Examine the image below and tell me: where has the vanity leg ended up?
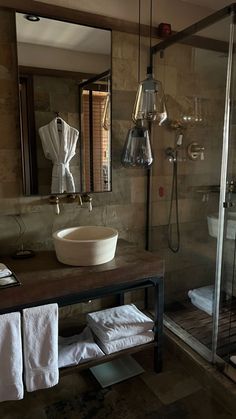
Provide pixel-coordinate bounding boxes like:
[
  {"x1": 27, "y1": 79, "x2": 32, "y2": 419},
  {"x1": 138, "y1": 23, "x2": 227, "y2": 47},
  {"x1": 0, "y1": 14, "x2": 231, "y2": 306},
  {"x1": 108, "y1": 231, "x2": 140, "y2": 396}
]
[
  {"x1": 117, "y1": 292, "x2": 124, "y2": 306},
  {"x1": 144, "y1": 288, "x2": 148, "y2": 310},
  {"x1": 154, "y1": 279, "x2": 164, "y2": 373}
]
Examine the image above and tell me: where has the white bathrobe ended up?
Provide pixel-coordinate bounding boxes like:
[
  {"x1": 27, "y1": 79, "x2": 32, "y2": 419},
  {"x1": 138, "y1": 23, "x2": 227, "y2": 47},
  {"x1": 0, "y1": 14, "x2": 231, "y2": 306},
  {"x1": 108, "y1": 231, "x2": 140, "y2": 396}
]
[{"x1": 39, "y1": 117, "x2": 79, "y2": 194}]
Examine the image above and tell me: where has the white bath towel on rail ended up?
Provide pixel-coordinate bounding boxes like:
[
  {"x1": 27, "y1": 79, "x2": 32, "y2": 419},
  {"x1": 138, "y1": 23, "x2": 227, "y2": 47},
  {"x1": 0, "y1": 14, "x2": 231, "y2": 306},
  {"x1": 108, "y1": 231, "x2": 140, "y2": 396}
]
[
  {"x1": 87, "y1": 304, "x2": 154, "y2": 343},
  {"x1": 97, "y1": 330, "x2": 154, "y2": 355},
  {"x1": 0, "y1": 312, "x2": 24, "y2": 402},
  {"x1": 58, "y1": 326, "x2": 104, "y2": 368},
  {"x1": 23, "y1": 303, "x2": 59, "y2": 392}
]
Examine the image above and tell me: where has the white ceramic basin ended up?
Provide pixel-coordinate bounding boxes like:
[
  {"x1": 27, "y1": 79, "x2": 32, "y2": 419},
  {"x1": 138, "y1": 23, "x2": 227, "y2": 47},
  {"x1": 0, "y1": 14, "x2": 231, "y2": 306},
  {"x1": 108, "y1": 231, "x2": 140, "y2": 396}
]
[
  {"x1": 53, "y1": 226, "x2": 118, "y2": 266},
  {"x1": 207, "y1": 212, "x2": 236, "y2": 240}
]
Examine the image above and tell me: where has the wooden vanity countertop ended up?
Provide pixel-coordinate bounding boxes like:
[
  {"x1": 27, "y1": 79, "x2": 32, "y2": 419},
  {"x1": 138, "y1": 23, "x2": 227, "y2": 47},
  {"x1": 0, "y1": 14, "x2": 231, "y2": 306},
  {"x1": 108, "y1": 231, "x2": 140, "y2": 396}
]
[{"x1": 0, "y1": 240, "x2": 164, "y2": 312}]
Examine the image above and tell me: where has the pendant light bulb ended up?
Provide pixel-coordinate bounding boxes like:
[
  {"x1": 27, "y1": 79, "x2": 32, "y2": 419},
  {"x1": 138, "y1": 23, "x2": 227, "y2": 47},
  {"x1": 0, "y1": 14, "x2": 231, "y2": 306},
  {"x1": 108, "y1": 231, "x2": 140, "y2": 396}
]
[
  {"x1": 132, "y1": 66, "x2": 167, "y2": 124},
  {"x1": 121, "y1": 120, "x2": 153, "y2": 168}
]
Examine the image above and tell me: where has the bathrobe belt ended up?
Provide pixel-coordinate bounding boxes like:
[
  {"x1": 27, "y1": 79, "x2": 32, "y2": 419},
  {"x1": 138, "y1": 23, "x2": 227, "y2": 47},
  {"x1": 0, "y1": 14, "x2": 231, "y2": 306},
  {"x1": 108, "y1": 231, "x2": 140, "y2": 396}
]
[{"x1": 52, "y1": 162, "x2": 75, "y2": 194}]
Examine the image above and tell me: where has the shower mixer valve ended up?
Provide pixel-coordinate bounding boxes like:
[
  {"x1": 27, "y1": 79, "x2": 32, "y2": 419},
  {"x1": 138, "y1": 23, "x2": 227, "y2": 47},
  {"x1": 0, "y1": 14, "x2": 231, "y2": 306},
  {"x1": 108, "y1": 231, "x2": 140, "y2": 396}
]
[{"x1": 187, "y1": 142, "x2": 205, "y2": 160}]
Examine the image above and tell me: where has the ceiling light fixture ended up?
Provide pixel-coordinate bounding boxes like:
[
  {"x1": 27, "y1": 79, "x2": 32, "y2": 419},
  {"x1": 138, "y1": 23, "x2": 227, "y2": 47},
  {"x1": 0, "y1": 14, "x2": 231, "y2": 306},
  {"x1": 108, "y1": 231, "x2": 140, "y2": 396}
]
[{"x1": 25, "y1": 15, "x2": 40, "y2": 22}]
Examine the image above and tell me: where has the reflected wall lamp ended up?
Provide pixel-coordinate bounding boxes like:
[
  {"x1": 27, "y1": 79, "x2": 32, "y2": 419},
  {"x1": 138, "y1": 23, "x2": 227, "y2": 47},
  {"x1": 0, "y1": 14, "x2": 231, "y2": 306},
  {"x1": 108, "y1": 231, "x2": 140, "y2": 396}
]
[{"x1": 121, "y1": 0, "x2": 167, "y2": 168}]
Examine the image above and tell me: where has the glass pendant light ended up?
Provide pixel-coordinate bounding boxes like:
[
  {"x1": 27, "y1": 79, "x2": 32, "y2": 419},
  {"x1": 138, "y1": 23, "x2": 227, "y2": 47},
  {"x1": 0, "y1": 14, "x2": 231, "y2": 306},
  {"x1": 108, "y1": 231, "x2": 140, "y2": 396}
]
[
  {"x1": 121, "y1": 120, "x2": 153, "y2": 168},
  {"x1": 132, "y1": 0, "x2": 167, "y2": 125},
  {"x1": 121, "y1": 0, "x2": 153, "y2": 168},
  {"x1": 132, "y1": 65, "x2": 167, "y2": 124}
]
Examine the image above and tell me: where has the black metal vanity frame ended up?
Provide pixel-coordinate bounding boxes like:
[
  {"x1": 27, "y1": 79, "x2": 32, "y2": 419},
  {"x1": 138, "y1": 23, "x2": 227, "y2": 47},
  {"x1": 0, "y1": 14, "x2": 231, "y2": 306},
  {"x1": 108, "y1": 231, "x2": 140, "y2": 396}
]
[{"x1": 0, "y1": 275, "x2": 164, "y2": 374}]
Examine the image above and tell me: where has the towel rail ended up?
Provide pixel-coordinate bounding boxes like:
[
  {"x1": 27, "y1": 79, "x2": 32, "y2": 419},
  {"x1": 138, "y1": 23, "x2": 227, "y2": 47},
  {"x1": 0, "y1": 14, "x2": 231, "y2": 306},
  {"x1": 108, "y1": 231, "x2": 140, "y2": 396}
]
[{"x1": 0, "y1": 274, "x2": 164, "y2": 374}]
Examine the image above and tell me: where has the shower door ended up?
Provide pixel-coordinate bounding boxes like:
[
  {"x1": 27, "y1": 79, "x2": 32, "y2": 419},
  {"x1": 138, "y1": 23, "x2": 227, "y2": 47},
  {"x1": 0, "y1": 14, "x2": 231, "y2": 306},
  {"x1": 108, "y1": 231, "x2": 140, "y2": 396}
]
[
  {"x1": 214, "y1": 15, "x2": 236, "y2": 367},
  {"x1": 149, "y1": 10, "x2": 235, "y2": 362}
]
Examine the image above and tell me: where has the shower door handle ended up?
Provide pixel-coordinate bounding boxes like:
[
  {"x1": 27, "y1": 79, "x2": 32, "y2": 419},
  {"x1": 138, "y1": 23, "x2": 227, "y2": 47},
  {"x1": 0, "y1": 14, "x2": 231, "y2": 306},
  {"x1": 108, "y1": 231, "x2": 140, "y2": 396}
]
[{"x1": 223, "y1": 201, "x2": 234, "y2": 208}]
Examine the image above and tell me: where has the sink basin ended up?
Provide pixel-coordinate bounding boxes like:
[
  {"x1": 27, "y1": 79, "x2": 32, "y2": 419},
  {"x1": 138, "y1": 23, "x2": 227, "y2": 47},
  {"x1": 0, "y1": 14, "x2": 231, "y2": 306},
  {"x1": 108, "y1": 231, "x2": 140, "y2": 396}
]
[
  {"x1": 53, "y1": 226, "x2": 118, "y2": 266},
  {"x1": 207, "y1": 212, "x2": 236, "y2": 240}
]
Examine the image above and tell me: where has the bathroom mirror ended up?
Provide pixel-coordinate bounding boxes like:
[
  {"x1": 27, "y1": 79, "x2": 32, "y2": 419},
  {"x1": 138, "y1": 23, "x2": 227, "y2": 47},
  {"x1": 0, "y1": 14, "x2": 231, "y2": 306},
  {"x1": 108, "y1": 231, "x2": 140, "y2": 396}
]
[{"x1": 15, "y1": 12, "x2": 111, "y2": 195}]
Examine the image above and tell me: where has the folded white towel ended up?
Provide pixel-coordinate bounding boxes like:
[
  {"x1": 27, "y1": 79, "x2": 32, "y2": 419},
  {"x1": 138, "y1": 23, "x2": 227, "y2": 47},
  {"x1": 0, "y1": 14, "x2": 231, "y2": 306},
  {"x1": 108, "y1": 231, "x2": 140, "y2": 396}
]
[
  {"x1": 97, "y1": 330, "x2": 154, "y2": 355},
  {"x1": 0, "y1": 263, "x2": 12, "y2": 278},
  {"x1": 0, "y1": 276, "x2": 16, "y2": 286},
  {"x1": 0, "y1": 312, "x2": 24, "y2": 402},
  {"x1": 188, "y1": 285, "x2": 214, "y2": 316},
  {"x1": 23, "y1": 303, "x2": 59, "y2": 392},
  {"x1": 87, "y1": 304, "x2": 153, "y2": 343},
  {"x1": 58, "y1": 326, "x2": 104, "y2": 368}
]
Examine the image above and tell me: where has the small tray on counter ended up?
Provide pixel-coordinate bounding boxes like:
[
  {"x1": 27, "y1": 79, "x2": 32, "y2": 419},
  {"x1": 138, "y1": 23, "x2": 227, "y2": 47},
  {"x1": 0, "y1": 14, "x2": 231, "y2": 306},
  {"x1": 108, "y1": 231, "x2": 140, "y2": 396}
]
[{"x1": 0, "y1": 266, "x2": 21, "y2": 290}]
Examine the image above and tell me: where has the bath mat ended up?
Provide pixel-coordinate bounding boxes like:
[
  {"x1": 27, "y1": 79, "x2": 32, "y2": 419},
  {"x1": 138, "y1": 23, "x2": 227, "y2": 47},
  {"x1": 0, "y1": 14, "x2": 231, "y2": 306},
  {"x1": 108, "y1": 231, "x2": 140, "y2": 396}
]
[{"x1": 90, "y1": 355, "x2": 144, "y2": 388}]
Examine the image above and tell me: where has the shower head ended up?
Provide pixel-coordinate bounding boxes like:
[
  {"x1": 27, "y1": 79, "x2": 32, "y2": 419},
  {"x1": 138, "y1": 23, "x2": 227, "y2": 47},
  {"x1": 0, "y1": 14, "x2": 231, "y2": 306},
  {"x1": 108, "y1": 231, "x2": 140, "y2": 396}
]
[
  {"x1": 165, "y1": 131, "x2": 183, "y2": 163},
  {"x1": 176, "y1": 132, "x2": 183, "y2": 146}
]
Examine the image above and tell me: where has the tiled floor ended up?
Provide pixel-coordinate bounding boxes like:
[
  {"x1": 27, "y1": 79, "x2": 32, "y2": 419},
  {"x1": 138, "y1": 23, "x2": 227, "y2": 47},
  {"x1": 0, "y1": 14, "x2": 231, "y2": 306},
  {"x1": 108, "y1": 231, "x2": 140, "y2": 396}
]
[{"x1": 0, "y1": 349, "x2": 234, "y2": 419}]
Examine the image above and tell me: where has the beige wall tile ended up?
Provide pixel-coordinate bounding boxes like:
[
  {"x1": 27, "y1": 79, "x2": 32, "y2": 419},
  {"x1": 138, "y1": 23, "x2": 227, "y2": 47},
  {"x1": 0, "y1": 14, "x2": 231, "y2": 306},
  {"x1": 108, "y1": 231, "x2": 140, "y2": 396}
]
[
  {"x1": 0, "y1": 150, "x2": 21, "y2": 182},
  {"x1": 0, "y1": 114, "x2": 20, "y2": 149},
  {"x1": 130, "y1": 176, "x2": 147, "y2": 204},
  {"x1": 112, "y1": 56, "x2": 138, "y2": 91}
]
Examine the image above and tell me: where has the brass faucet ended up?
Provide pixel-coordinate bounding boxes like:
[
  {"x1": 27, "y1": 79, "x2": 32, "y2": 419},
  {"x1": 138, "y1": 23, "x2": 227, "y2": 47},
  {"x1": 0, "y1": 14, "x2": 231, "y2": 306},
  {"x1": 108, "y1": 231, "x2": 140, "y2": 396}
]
[
  {"x1": 49, "y1": 193, "x2": 92, "y2": 212},
  {"x1": 49, "y1": 195, "x2": 60, "y2": 214},
  {"x1": 81, "y1": 193, "x2": 93, "y2": 212},
  {"x1": 65, "y1": 194, "x2": 83, "y2": 206}
]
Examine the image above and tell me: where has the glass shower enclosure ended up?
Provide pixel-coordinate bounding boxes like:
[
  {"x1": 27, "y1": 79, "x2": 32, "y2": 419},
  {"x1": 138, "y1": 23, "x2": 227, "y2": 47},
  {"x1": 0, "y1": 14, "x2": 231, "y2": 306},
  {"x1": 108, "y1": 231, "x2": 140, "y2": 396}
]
[{"x1": 148, "y1": 3, "x2": 236, "y2": 377}]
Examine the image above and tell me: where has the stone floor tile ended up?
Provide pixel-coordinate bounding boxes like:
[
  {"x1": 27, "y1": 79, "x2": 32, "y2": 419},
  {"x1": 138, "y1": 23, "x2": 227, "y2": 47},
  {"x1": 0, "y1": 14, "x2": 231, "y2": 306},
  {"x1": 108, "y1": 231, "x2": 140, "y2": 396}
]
[
  {"x1": 174, "y1": 389, "x2": 234, "y2": 419},
  {"x1": 146, "y1": 402, "x2": 188, "y2": 419},
  {"x1": 140, "y1": 367, "x2": 202, "y2": 405},
  {"x1": 0, "y1": 351, "x2": 234, "y2": 419},
  {"x1": 135, "y1": 350, "x2": 202, "y2": 406}
]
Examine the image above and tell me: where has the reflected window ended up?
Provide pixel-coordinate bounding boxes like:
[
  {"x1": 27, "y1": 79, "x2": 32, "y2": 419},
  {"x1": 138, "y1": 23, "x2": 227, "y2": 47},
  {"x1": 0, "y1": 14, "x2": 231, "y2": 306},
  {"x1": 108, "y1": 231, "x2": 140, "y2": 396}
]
[{"x1": 80, "y1": 71, "x2": 111, "y2": 192}]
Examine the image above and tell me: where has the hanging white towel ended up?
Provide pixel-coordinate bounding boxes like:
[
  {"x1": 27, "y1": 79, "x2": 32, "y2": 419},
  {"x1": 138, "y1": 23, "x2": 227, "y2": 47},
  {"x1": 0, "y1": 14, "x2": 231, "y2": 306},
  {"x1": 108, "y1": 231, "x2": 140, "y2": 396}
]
[
  {"x1": 58, "y1": 327, "x2": 104, "y2": 368},
  {"x1": 0, "y1": 312, "x2": 24, "y2": 402},
  {"x1": 0, "y1": 262, "x2": 12, "y2": 278},
  {"x1": 23, "y1": 303, "x2": 59, "y2": 392},
  {"x1": 39, "y1": 117, "x2": 79, "y2": 194},
  {"x1": 97, "y1": 330, "x2": 154, "y2": 355},
  {"x1": 87, "y1": 304, "x2": 154, "y2": 343}
]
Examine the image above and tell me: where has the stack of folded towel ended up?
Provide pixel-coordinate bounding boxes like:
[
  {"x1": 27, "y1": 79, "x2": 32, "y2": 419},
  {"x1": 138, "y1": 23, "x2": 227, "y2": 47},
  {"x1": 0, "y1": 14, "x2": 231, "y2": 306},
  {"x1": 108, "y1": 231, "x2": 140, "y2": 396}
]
[
  {"x1": 0, "y1": 263, "x2": 16, "y2": 286},
  {"x1": 87, "y1": 304, "x2": 154, "y2": 354}
]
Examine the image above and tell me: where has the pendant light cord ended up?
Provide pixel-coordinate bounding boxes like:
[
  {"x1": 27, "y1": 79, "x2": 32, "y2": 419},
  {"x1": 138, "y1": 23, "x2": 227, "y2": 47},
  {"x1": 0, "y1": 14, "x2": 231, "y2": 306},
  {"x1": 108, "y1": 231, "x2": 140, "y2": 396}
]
[
  {"x1": 149, "y1": 0, "x2": 153, "y2": 70},
  {"x1": 138, "y1": 0, "x2": 141, "y2": 83},
  {"x1": 150, "y1": 0, "x2": 152, "y2": 51}
]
